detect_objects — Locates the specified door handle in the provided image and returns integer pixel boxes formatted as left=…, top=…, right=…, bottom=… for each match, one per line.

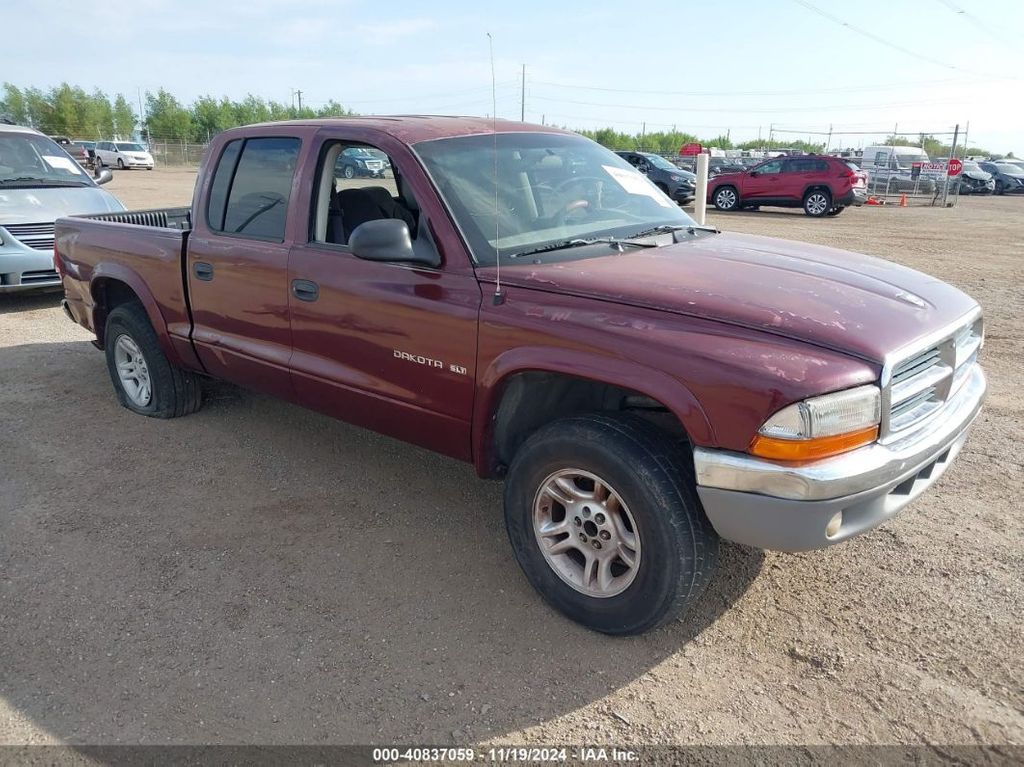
left=291, top=279, right=319, bottom=302
left=193, top=261, right=214, bottom=281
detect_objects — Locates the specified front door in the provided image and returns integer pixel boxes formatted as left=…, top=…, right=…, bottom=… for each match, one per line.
left=742, top=159, right=784, bottom=201
left=286, top=131, right=481, bottom=460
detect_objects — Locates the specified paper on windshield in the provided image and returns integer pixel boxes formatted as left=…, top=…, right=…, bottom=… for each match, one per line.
left=602, top=165, right=673, bottom=207
left=42, top=155, right=83, bottom=174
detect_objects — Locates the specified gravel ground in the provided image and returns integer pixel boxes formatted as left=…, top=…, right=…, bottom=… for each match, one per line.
left=0, top=167, right=1021, bottom=747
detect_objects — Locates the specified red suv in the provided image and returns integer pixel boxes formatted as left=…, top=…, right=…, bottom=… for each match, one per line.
left=708, top=155, right=867, bottom=217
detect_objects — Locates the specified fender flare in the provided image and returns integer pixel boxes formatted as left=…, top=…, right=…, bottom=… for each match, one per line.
left=90, top=263, right=183, bottom=367
left=472, top=345, right=714, bottom=477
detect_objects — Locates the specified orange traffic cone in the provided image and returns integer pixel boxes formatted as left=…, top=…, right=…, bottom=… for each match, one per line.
left=899, top=194, right=907, bottom=207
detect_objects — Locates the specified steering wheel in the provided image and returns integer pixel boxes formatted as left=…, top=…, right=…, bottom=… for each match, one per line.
left=552, top=198, right=590, bottom=225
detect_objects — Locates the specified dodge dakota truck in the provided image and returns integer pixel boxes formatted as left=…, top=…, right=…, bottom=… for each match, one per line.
left=55, top=118, right=986, bottom=635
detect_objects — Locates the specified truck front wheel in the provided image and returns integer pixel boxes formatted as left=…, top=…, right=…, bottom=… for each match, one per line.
left=103, top=302, right=202, bottom=418
left=503, top=413, right=719, bottom=635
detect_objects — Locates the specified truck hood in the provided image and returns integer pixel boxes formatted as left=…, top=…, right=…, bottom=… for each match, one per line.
left=482, top=232, right=978, bottom=362
left=0, top=186, right=124, bottom=224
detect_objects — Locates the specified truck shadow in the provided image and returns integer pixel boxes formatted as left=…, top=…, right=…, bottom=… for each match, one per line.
left=0, top=340, right=764, bottom=746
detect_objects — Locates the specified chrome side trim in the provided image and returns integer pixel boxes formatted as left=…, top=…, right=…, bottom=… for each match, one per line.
left=694, top=363, right=985, bottom=502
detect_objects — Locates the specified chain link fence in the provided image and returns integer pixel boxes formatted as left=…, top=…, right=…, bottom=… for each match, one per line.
left=147, top=140, right=209, bottom=166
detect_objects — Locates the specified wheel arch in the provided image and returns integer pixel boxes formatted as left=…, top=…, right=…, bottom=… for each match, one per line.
left=802, top=184, right=833, bottom=200
left=472, top=347, right=713, bottom=479
left=90, top=266, right=180, bottom=366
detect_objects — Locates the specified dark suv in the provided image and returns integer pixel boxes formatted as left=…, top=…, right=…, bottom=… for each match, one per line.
left=708, top=155, right=868, bottom=217
left=615, top=151, right=696, bottom=204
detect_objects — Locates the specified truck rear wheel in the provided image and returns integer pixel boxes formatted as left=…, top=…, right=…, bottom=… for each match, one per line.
left=503, top=413, right=719, bottom=635
left=103, top=302, right=202, bottom=418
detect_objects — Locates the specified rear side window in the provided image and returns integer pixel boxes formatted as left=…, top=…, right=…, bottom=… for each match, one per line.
left=206, top=136, right=301, bottom=241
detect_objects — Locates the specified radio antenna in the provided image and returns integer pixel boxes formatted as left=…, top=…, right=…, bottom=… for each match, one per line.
left=487, top=32, right=503, bottom=304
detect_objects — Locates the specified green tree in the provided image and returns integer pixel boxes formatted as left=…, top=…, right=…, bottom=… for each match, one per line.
left=0, top=83, right=29, bottom=124
left=145, top=88, right=193, bottom=140
left=112, top=94, right=135, bottom=138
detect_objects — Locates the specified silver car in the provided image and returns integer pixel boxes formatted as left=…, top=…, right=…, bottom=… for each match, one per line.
left=1, top=124, right=123, bottom=292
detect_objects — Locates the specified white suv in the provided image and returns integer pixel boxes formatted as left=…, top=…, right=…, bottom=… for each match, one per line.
left=95, top=141, right=155, bottom=170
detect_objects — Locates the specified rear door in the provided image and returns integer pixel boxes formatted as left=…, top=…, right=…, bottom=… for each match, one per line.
left=781, top=158, right=820, bottom=202
left=185, top=135, right=303, bottom=400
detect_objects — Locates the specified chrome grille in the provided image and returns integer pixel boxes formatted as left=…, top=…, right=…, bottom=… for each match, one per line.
left=883, top=315, right=983, bottom=439
left=3, top=222, right=56, bottom=250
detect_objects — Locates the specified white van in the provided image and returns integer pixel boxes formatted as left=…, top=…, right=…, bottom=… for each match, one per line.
left=861, top=145, right=930, bottom=172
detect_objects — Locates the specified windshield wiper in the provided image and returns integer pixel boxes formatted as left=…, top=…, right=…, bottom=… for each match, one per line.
left=628, top=223, right=718, bottom=238
left=0, top=177, right=89, bottom=187
left=508, top=236, right=658, bottom=260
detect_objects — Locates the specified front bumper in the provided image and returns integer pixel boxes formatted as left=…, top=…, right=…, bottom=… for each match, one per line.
left=0, top=242, right=61, bottom=292
left=693, top=363, right=986, bottom=552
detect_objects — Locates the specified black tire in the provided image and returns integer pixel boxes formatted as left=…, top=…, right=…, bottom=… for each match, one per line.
left=504, top=413, right=719, bottom=635
left=117, top=158, right=125, bottom=170
left=712, top=185, right=739, bottom=211
left=342, top=164, right=355, bottom=179
left=803, top=189, right=832, bottom=217
left=104, top=302, right=202, bottom=418
left=826, top=206, right=845, bottom=216
left=95, top=156, right=103, bottom=169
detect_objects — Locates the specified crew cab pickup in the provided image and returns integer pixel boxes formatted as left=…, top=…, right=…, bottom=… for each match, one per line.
left=55, top=118, right=986, bottom=635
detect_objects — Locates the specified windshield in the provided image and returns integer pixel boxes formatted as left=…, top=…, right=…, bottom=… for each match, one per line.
left=643, top=154, right=679, bottom=172
left=963, top=162, right=983, bottom=173
left=116, top=142, right=145, bottom=152
left=996, top=163, right=1022, bottom=174
left=415, top=132, right=696, bottom=266
left=0, top=132, right=91, bottom=186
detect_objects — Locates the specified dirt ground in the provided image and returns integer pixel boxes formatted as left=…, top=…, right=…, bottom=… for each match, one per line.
left=1, top=167, right=1021, bottom=748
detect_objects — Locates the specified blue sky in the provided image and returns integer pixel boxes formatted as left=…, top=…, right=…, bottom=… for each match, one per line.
left=5, top=0, right=1023, bottom=152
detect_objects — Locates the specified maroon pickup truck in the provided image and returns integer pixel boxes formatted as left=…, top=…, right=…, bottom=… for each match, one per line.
left=55, top=118, right=986, bottom=635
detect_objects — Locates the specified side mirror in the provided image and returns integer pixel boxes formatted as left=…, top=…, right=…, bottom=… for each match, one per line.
left=749, top=171, right=759, bottom=177
left=94, top=168, right=114, bottom=185
left=349, top=218, right=439, bottom=267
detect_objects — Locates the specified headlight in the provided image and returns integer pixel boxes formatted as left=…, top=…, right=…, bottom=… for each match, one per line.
left=749, top=384, right=881, bottom=461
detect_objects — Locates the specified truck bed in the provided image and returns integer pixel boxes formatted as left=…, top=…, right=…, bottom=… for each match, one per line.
left=55, top=206, right=199, bottom=371
left=76, top=206, right=192, bottom=231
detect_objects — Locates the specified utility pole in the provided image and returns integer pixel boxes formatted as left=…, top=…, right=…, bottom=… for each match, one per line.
left=137, top=87, right=145, bottom=141
left=520, top=64, right=525, bottom=122
left=297, top=90, right=303, bottom=111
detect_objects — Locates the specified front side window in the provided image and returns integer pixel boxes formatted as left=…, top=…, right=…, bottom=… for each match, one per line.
left=415, top=132, right=695, bottom=266
left=206, top=136, right=300, bottom=241
left=310, top=141, right=417, bottom=246
left=755, top=160, right=783, bottom=174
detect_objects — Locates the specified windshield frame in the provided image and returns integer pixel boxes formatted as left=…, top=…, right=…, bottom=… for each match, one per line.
left=412, top=131, right=697, bottom=267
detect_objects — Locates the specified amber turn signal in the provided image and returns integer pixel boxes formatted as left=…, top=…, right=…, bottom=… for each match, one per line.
left=748, top=425, right=879, bottom=461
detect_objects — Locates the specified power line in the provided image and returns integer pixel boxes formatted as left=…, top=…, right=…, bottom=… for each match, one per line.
left=530, top=93, right=971, bottom=114
left=529, top=76, right=988, bottom=98
left=791, top=0, right=995, bottom=77
left=934, top=0, right=1018, bottom=53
